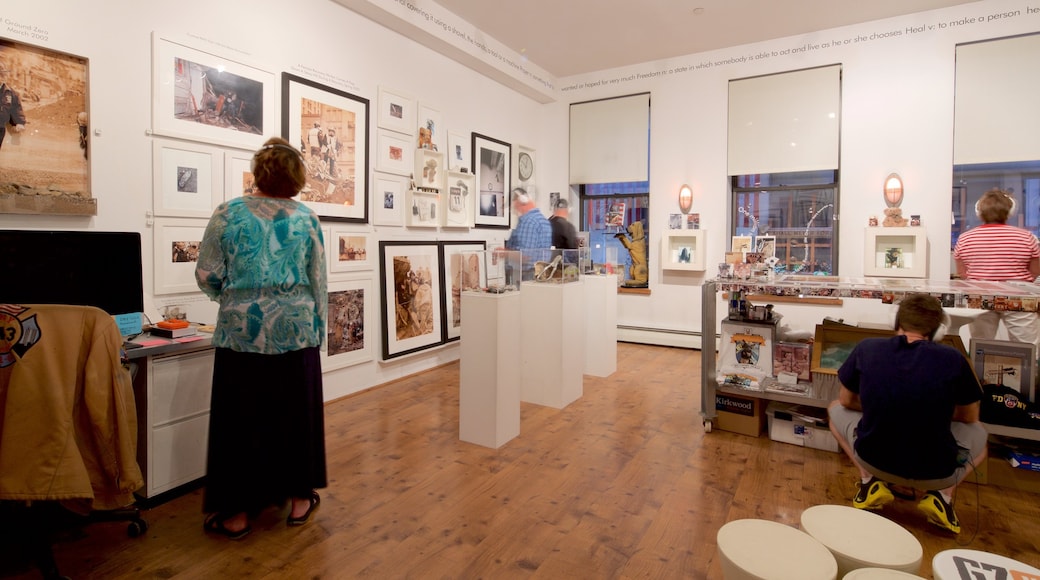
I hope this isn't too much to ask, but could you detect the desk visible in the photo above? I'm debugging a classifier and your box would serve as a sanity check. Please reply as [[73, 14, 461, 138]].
[[128, 333, 215, 499]]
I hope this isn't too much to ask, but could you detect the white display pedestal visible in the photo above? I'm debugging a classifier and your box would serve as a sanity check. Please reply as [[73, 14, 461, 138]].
[[583, 275, 617, 377], [519, 281, 585, 408], [459, 291, 521, 448]]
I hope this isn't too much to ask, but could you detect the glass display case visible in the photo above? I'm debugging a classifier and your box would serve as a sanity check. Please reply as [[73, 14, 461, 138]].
[[863, 227, 928, 278], [459, 249, 521, 293], [520, 248, 581, 283]]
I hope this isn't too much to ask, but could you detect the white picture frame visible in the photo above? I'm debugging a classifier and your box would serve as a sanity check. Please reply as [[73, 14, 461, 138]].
[[447, 131, 470, 172], [406, 189, 440, 228], [224, 150, 254, 200], [153, 218, 209, 295], [372, 172, 407, 227], [328, 227, 375, 273], [376, 85, 415, 136], [152, 139, 224, 218], [416, 102, 445, 154], [323, 276, 374, 370], [151, 33, 274, 151], [375, 128, 415, 176]]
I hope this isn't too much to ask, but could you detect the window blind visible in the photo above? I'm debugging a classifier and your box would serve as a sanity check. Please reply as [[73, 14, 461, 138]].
[[569, 93, 650, 185], [954, 33, 1040, 165], [728, 65, 841, 176]]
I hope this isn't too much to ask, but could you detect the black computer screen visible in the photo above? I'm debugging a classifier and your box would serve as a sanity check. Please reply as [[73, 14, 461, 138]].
[[0, 229, 145, 316]]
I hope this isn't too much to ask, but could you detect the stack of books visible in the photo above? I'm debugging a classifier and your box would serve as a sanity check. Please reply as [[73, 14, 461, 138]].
[[150, 319, 197, 339]]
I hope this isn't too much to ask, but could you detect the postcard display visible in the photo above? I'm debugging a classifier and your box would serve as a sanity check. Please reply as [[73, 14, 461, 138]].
[[519, 249, 585, 409], [458, 250, 521, 448], [717, 320, 777, 390]]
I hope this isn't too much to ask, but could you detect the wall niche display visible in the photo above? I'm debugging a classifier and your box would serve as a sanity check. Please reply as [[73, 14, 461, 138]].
[[0, 37, 94, 216], [151, 33, 274, 152], [863, 227, 928, 278]]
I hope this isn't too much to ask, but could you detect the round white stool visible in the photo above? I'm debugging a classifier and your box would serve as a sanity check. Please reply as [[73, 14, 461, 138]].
[[716, 519, 837, 580], [800, 505, 922, 577], [932, 548, 1040, 580], [843, 568, 923, 579]]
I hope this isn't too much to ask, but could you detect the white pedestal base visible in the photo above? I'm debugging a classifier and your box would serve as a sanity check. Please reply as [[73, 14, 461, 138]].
[[583, 275, 617, 377], [459, 291, 521, 448], [519, 282, 585, 408]]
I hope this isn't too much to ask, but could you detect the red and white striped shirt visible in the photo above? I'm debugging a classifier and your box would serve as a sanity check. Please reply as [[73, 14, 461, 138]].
[[953, 224, 1040, 281]]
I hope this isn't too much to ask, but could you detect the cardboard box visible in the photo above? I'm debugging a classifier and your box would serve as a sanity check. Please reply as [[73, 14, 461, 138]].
[[1008, 450, 1040, 472], [765, 401, 839, 453], [715, 393, 765, 437], [979, 457, 1040, 493]]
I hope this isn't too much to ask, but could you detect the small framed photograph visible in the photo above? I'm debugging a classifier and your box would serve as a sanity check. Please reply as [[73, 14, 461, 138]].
[[472, 132, 511, 228], [755, 235, 775, 258], [371, 172, 407, 227], [152, 139, 224, 218], [376, 86, 415, 135], [375, 128, 414, 176], [970, 338, 1037, 402], [417, 102, 445, 153], [323, 276, 374, 370], [151, 33, 274, 151], [153, 218, 209, 295], [224, 150, 255, 200], [328, 228, 374, 274], [669, 214, 683, 229], [731, 235, 752, 253], [447, 131, 470, 172]]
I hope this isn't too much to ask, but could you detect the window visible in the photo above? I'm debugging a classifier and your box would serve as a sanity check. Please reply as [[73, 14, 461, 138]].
[[731, 170, 838, 275], [580, 181, 650, 279], [951, 160, 1040, 249]]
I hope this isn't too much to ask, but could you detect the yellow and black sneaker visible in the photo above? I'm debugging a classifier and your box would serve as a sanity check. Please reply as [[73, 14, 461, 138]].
[[853, 477, 894, 510], [918, 491, 960, 534]]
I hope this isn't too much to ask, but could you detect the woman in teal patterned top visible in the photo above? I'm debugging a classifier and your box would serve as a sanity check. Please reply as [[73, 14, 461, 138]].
[[195, 136, 328, 540]]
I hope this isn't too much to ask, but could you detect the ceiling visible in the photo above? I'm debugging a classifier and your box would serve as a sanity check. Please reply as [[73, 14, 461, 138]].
[[435, 0, 981, 78]]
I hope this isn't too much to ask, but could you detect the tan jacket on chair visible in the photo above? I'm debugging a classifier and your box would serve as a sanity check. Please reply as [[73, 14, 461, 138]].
[[0, 304, 143, 511]]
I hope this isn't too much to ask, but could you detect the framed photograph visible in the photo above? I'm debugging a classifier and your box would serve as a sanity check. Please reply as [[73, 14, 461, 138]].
[[379, 241, 444, 359], [376, 86, 415, 136], [970, 338, 1037, 402], [372, 172, 407, 227], [375, 128, 414, 176], [152, 139, 224, 217], [0, 37, 94, 216], [151, 33, 274, 151], [416, 103, 445, 153], [444, 171, 475, 228], [472, 133, 511, 228], [440, 241, 487, 341], [224, 150, 254, 200], [323, 276, 374, 370], [756, 235, 776, 258], [282, 73, 369, 222], [731, 235, 752, 253], [153, 218, 209, 295], [328, 228, 374, 273], [447, 131, 470, 172]]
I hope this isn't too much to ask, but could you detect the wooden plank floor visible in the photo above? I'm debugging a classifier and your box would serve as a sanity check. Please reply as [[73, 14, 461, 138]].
[[3, 343, 1039, 579]]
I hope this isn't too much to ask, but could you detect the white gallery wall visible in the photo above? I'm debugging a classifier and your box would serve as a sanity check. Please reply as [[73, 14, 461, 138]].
[[3, 0, 1038, 396]]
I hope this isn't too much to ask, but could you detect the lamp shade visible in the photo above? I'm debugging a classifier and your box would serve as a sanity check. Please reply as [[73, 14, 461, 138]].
[[678, 184, 693, 214], [884, 173, 903, 207]]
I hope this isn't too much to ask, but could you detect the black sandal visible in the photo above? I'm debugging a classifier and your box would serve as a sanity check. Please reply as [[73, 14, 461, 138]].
[[287, 491, 320, 526], [204, 513, 252, 540]]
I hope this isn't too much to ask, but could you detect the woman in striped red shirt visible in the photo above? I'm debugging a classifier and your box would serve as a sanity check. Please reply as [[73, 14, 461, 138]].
[[953, 188, 1040, 345]]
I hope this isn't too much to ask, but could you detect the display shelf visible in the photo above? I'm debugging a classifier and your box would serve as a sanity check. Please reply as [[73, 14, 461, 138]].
[[661, 230, 706, 271], [414, 148, 445, 191], [443, 171, 474, 228], [406, 188, 440, 228], [863, 227, 928, 278]]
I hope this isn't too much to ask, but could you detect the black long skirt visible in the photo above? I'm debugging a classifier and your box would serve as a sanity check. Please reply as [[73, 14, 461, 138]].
[[202, 346, 327, 515]]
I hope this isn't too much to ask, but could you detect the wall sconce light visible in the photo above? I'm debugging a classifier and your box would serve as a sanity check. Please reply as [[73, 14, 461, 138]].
[[678, 184, 693, 214], [883, 173, 903, 207]]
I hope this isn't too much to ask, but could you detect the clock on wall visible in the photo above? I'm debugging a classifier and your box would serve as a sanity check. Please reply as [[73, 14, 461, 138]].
[[517, 151, 534, 181]]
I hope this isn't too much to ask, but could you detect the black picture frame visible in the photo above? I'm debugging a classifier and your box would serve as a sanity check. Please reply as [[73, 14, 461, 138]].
[[472, 132, 511, 228]]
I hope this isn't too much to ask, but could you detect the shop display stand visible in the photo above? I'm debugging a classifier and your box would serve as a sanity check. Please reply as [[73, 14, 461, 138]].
[[519, 281, 584, 408], [583, 274, 617, 377], [459, 291, 521, 448]]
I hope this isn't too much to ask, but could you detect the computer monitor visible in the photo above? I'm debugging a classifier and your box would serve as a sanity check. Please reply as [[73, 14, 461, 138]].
[[0, 229, 145, 322]]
